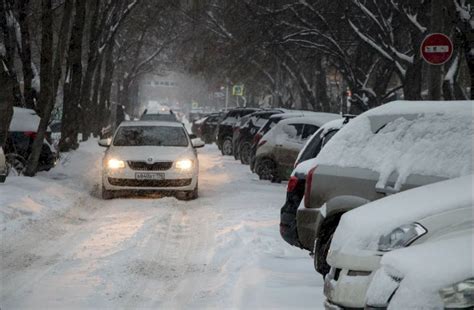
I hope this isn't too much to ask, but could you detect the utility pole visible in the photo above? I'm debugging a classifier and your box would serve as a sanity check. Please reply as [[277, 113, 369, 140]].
[[427, 0, 443, 100], [225, 81, 229, 110]]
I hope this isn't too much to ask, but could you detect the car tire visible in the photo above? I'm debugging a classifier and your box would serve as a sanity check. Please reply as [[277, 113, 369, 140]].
[[314, 216, 341, 277], [239, 142, 252, 165], [5, 153, 26, 176], [221, 137, 233, 156], [102, 185, 115, 200], [256, 158, 277, 181]]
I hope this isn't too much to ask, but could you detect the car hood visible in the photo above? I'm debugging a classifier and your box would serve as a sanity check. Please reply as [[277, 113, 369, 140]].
[[106, 146, 195, 162]]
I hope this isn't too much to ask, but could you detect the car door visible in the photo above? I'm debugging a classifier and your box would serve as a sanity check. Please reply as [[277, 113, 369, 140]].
[[274, 123, 305, 179]]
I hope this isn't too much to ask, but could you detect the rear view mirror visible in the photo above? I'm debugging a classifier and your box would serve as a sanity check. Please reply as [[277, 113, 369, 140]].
[[192, 138, 205, 148], [98, 138, 111, 147], [189, 134, 197, 140]]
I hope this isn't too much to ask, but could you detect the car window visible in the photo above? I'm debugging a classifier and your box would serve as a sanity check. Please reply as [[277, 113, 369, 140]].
[[302, 124, 319, 140], [322, 129, 338, 147], [283, 123, 304, 139], [297, 131, 324, 164], [113, 126, 189, 147]]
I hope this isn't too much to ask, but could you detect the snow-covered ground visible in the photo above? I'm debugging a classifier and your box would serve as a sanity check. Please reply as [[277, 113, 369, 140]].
[[0, 140, 323, 309]]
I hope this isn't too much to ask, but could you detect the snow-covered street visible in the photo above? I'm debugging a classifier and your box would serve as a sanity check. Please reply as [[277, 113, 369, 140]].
[[0, 141, 323, 309]]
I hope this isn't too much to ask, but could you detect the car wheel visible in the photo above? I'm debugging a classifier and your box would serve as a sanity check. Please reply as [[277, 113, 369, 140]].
[[221, 137, 233, 156], [102, 185, 115, 200], [314, 216, 341, 277], [257, 158, 276, 181], [239, 142, 252, 165], [5, 153, 26, 176]]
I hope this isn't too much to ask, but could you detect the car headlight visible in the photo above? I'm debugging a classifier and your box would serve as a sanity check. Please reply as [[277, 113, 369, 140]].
[[176, 159, 193, 170], [378, 223, 427, 252], [107, 158, 125, 169], [439, 278, 474, 309]]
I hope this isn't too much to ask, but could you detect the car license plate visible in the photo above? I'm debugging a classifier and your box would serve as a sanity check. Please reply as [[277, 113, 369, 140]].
[[135, 172, 164, 180]]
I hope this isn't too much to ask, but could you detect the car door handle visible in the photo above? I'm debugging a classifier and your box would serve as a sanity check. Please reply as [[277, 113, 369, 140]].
[[375, 185, 398, 195]]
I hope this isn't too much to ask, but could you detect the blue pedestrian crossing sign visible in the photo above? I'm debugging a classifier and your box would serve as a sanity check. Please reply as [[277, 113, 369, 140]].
[[232, 85, 244, 96]]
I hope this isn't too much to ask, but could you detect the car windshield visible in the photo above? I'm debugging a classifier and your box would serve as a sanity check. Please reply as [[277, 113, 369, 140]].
[[113, 126, 188, 147], [140, 113, 177, 122]]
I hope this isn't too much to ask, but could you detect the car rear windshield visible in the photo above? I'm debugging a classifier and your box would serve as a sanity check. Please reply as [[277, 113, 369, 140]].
[[140, 113, 177, 122], [113, 126, 188, 147]]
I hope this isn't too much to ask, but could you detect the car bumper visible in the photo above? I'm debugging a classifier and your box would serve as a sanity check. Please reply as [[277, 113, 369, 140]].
[[103, 168, 198, 192], [324, 250, 382, 308], [296, 206, 325, 251]]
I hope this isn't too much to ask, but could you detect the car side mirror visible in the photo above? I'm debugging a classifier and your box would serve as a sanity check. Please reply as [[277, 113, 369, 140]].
[[98, 138, 111, 147], [192, 138, 205, 148], [189, 134, 197, 140]]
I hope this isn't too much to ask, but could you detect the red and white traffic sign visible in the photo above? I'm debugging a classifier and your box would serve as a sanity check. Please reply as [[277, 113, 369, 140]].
[[420, 33, 453, 65]]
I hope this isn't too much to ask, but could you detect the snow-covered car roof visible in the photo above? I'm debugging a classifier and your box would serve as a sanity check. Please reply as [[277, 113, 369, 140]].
[[119, 121, 184, 128], [293, 118, 346, 175], [311, 100, 472, 188], [366, 232, 473, 309], [9, 107, 51, 133], [268, 110, 336, 120], [277, 113, 341, 127], [330, 175, 473, 253]]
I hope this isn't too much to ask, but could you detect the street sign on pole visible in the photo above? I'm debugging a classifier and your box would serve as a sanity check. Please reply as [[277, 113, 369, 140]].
[[232, 85, 244, 96], [420, 33, 453, 65]]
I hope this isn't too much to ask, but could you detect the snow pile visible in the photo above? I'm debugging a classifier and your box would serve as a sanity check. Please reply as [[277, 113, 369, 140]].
[[367, 234, 473, 309], [0, 140, 103, 234], [330, 175, 473, 252], [9, 107, 51, 132], [314, 100, 473, 188]]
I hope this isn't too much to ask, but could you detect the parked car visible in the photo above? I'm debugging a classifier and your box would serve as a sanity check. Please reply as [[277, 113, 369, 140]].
[[232, 109, 286, 164], [365, 232, 473, 309], [254, 113, 340, 182], [216, 108, 260, 155], [249, 111, 323, 172], [297, 100, 472, 276], [280, 117, 351, 248], [191, 115, 209, 135], [140, 109, 179, 122], [5, 107, 57, 174], [0, 147, 6, 183], [323, 175, 473, 309], [197, 112, 225, 144], [99, 120, 205, 200]]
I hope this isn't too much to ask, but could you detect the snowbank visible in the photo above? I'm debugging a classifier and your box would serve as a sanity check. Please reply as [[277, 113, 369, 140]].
[[330, 175, 473, 252]]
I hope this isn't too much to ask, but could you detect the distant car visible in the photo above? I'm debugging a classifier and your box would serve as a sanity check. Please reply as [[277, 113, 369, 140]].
[[216, 108, 260, 155], [324, 175, 473, 309], [196, 112, 224, 144], [249, 111, 325, 172], [254, 113, 340, 182], [365, 232, 473, 310], [232, 109, 286, 164], [99, 121, 205, 200], [298, 100, 472, 276], [0, 147, 6, 183], [280, 117, 350, 248], [140, 109, 179, 122], [5, 107, 57, 174]]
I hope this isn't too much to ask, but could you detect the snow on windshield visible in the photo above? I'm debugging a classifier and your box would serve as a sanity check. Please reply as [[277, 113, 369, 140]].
[[113, 126, 188, 147]]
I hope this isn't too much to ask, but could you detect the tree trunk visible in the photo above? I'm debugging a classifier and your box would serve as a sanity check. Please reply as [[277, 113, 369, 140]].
[[403, 59, 423, 100], [97, 44, 115, 135], [0, 60, 14, 149], [59, 0, 86, 152], [24, 0, 54, 177], [17, 0, 36, 110]]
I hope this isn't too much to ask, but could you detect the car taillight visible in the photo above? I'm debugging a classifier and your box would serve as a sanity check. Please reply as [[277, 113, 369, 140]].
[[304, 166, 318, 208], [253, 133, 262, 144], [287, 176, 299, 192], [24, 131, 37, 139], [258, 140, 267, 147]]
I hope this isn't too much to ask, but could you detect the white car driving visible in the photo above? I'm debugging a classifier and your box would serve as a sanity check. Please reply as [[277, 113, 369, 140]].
[[99, 121, 204, 200], [324, 175, 473, 309]]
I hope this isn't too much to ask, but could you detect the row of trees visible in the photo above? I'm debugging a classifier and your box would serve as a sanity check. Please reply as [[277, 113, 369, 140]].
[[178, 0, 473, 112], [0, 0, 186, 175]]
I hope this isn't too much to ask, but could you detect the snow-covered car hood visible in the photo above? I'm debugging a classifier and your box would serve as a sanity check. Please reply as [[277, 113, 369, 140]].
[[330, 175, 473, 254], [367, 232, 473, 309], [105, 146, 195, 162]]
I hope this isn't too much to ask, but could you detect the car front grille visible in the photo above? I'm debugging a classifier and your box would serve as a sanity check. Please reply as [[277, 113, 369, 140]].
[[108, 178, 192, 188], [127, 161, 173, 171]]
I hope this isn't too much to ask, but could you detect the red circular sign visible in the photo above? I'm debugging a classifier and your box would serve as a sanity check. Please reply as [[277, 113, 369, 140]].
[[420, 33, 453, 65]]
